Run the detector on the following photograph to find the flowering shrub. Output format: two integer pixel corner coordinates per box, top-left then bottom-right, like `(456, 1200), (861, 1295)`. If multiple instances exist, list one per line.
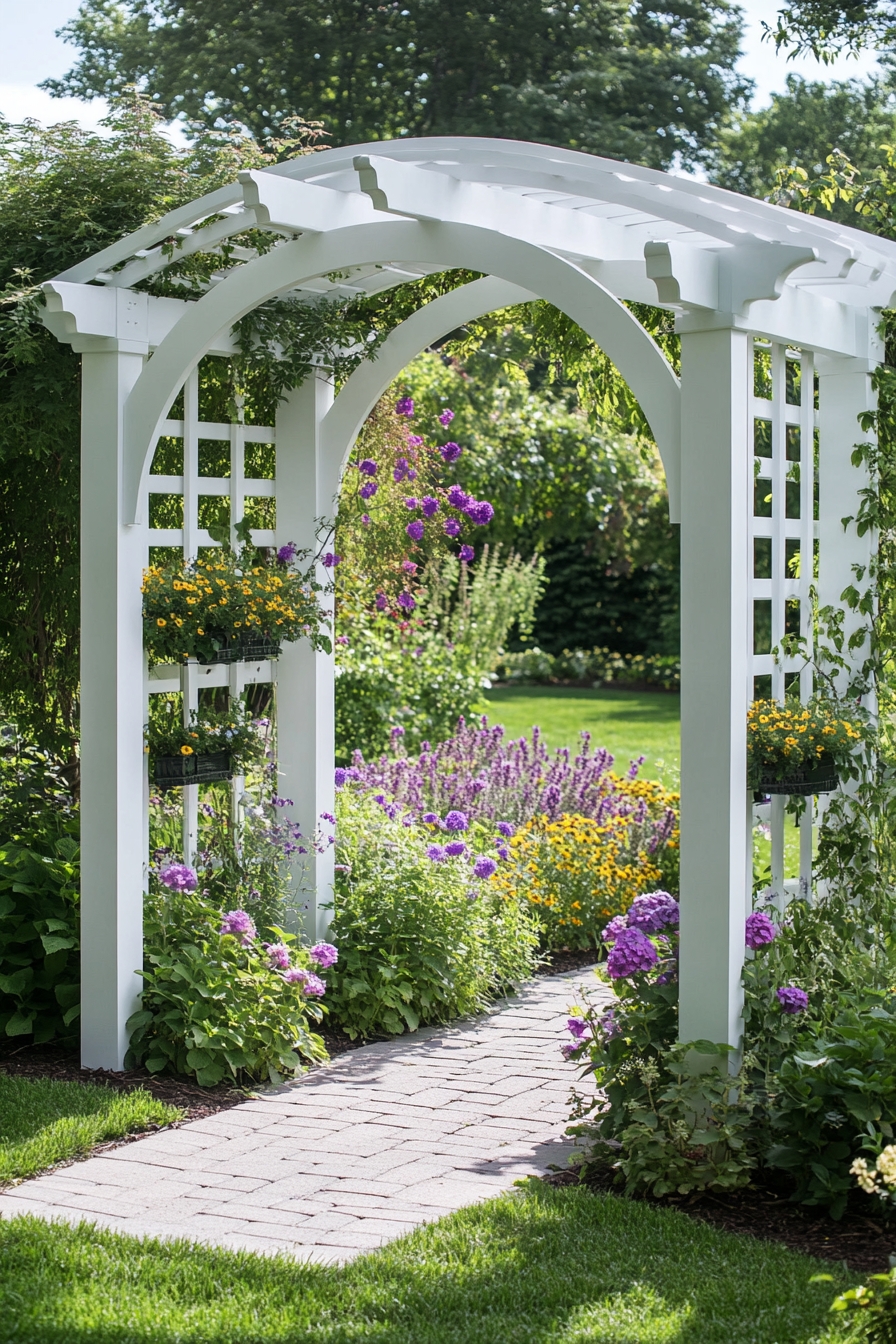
(142, 529), (331, 665)
(327, 790), (538, 1038)
(494, 646), (680, 691)
(746, 697), (862, 786)
(128, 885), (330, 1086)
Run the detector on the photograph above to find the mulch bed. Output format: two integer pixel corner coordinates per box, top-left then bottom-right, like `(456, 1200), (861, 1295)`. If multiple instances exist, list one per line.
(543, 1166), (895, 1276)
(536, 949), (602, 977)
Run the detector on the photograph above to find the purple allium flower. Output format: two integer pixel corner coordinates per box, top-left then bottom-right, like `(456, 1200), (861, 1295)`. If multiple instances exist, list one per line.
(447, 485), (471, 510)
(375, 592), (388, 611)
(439, 409), (455, 425)
(465, 500), (495, 526)
(322, 552), (341, 568)
(567, 1017), (589, 1039)
(395, 396), (414, 416)
(158, 862), (197, 893)
(406, 520), (425, 542)
(607, 927), (658, 979)
(334, 768), (347, 788)
(310, 942), (338, 969)
(440, 441), (462, 463)
(627, 891), (680, 934)
(473, 855), (497, 879)
(265, 942), (291, 970)
(445, 841), (467, 858)
(361, 513), (371, 526)
(458, 544), (475, 564)
(220, 909), (257, 945)
(745, 911), (778, 949)
(776, 985), (809, 1014)
(360, 480), (378, 500)
(276, 543), (297, 564)
(421, 495), (439, 517)
(403, 496), (420, 510)
(445, 810), (468, 831)
(443, 518), (462, 537)
(426, 844), (447, 862)
(496, 845), (510, 861)
(496, 821), (515, 838)
(358, 458), (378, 476)
(601, 914), (629, 944)
(397, 591), (416, 611)
(422, 812), (439, 824)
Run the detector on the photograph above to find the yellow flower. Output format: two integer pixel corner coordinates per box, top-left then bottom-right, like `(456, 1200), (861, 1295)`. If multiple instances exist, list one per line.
(156, 618), (167, 627)
(180, 745), (194, 756)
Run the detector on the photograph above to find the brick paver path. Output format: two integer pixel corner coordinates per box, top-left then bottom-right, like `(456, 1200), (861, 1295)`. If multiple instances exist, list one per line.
(0, 967), (607, 1262)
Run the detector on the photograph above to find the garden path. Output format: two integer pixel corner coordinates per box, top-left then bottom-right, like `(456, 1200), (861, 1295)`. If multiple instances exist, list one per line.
(0, 966), (607, 1263)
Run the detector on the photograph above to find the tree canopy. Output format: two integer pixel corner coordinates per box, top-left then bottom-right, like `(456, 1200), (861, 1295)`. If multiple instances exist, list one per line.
(47, 0), (748, 170)
(768, 1), (896, 58)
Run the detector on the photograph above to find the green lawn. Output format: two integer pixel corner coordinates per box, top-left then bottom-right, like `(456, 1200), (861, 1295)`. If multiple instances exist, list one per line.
(0, 1185), (852, 1343)
(482, 686), (680, 786)
(0, 1074), (182, 1184)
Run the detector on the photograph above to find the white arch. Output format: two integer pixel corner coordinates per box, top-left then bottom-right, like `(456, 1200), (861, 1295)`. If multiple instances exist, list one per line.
(124, 220), (682, 525)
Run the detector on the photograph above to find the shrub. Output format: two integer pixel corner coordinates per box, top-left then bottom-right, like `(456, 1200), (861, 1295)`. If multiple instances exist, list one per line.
(494, 646), (680, 691)
(327, 791), (539, 1038)
(127, 888), (329, 1085)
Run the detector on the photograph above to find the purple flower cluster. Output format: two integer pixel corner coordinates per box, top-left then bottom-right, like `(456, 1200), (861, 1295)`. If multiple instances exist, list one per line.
(220, 909), (257, 945)
(776, 985), (809, 1014)
(310, 942), (338, 969)
(276, 543), (297, 565)
(445, 810), (468, 831)
(406, 520), (424, 542)
(607, 927), (659, 979)
(459, 545), (475, 564)
(158, 862), (197, 893)
(439, 408), (455, 426)
(444, 518), (461, 538)
(360, 480), (378, 500)
(745, 911), (778, 949)
(601, 914), (628, 944)
(358, 458), (378, 476)
(283, 967), (326, 996)
(473, 856), (497, 879)
(626, 891), (679, 934)
(395, 397), (415, 416)
(440, 441), (462, 463)
(265, 942), (291, 970)
(322, 552), (341, 568)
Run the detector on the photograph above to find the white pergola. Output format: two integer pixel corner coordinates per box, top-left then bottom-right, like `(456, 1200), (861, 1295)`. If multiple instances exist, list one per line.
(41, 137), (892, 1071)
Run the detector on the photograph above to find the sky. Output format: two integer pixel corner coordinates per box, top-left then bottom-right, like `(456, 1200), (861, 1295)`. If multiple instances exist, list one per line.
(0, 0), (885, 137)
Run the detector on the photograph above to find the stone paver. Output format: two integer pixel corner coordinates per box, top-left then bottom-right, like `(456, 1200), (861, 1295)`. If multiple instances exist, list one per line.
(0, 967), (608, 1262)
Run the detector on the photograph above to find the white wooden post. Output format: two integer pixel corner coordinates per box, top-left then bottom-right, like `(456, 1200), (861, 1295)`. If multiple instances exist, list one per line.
(678, 328), (752, 1049)
(80, 347), (147, 1070)
(275, 372), (337, 938)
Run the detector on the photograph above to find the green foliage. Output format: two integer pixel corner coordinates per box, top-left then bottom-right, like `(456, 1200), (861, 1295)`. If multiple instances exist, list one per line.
(767, 1), (895, 60)
(146, 700), (266, 774)
(51, 0), (748, 171)
(0, 1074), (180, 1184)
(832, 1269), (896, 1342)
(327, 792), (538, 1038)
(495, 646), (680, 690)
(128, 890), (327, 1086)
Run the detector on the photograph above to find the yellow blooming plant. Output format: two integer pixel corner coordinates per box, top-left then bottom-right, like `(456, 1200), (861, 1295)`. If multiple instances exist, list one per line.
(142, 531), (331, 665)
(746, 698), (862, 788)
(490, 779), (680, 950)
(145, 703), (265, 775)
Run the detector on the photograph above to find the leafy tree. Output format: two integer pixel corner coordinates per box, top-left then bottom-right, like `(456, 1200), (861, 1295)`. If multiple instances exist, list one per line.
(767, 1), (896, 59)
(48, 0), (749, 170)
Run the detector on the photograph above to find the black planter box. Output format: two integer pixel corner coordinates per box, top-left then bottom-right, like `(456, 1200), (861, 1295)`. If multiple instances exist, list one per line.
(755, 752), (839, 797)
(153, 750), (233, 790)
(197, 630), (282, 665)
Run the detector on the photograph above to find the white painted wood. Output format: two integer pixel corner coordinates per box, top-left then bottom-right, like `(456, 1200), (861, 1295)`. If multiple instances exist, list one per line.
(678, 328), (752, 1049)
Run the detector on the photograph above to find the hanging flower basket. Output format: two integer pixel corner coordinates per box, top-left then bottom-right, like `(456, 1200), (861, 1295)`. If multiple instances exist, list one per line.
(757, 752), (839, 796)
(153, 750), (233, 791)
(747, 698), (862, 796)
(196, 630), (281, 665)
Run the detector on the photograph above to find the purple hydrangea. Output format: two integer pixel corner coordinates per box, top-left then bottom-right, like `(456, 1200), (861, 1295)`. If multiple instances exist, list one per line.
(283, 967), (308, 985)
(443, 518), (462, 538)
(746, 911), (778, 949)
(358, 458), (378, 476)
(445, 840), (467, 858)
(776, 985), (809, 1014)
(473, 855), (497, 879)
(422, 812), (439, 824)
(360, 480), (378, 500)
(607, 927), (659, 979)
(310, 942), (338, 969)
(567, 1017), (589, 1039)
(601, 914), (629, 944)
(322, 552), (341, 568)
(458, 545), (475, 564)
(158, 862), (197, 893)
(276, 543), (297, 564)
(445, 810), (468, 831)
(397, 591), (416, 611)
(265, 942), (291, 970)
(406, 520), (425, 542)
(220, 909), (257, 945)
(465, 500), (495, 526)
(421, 495), (440, 517)
(447, 485), (471, 510)
(395, 397), (414, 416)
(426, 844), (447, 862)
(302, 973), (326, 997)
(440, 442), (462, 463)
(626, 891), (680, 934)
(439, 409), (455, 425)
(334, 767), (347, 788)
(496, 821), (515, 838)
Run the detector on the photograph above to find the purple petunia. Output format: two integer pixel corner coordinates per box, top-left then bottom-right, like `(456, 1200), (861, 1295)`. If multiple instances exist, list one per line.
(265, 942), (291, 971)
(445, 840), (467, 857)
(334, 768), (347, 788)
(395, 396), (414, 416)
(439, 409), (455, 425)
(465, 500), (495, 526)
(322, 552), (341, 568)
(746, 911), (778, 949)
(776, 985), (809, 1014)
(406, 520), (425, 542)
(358, 458), (378, 476)
(440, 441), (462, 463)
(426, 844), (447, 862)
(360, 480), (378, 500)
(158, 862), (197, 893)
(567, 1017), (589, 1039)
(397, 591), (416, 611)
(310, 942), (338, 969)
(607, 927), (658, 979)
(601, 914), (629, 944)
(220, 909), (257, 945)
(458, 544), (475, 564)
(447, 485), (471, 511)
(472, 855), (497, 879)
(443, 518), (462, 537)
(276, 543), (297, 564)
(496, 821), (515, 838)
(422, 495), (440, 517)
(627, 891), (680, 934)
(445, 810), (468, 831)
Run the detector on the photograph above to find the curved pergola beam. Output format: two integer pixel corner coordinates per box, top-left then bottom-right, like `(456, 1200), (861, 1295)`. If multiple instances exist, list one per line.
(319, 276), (536, 508)
(123, 220), (682, 525)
